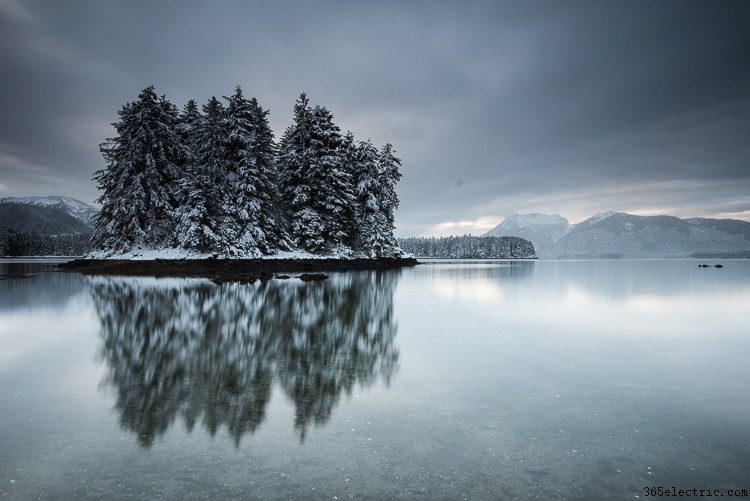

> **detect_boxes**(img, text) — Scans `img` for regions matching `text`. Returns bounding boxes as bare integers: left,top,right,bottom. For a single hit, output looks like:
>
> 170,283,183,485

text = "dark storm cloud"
1,0,749,235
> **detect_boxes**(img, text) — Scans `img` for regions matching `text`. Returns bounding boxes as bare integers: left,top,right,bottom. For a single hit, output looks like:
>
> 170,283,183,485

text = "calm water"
1,259,749,500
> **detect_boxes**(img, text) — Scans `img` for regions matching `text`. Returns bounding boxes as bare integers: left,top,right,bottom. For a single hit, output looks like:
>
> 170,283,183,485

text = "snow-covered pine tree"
278,93,326,251
176,99,201,158
352,138,384,255
92,86,183,253
174,96,229,253
376,143,403,256
248,96,292,251
224,86,290,256
339,131,361,246
308,104,356,251
351,141,402,257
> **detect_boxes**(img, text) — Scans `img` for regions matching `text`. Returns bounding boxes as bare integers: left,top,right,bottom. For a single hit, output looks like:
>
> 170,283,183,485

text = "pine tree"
278,93,325,251
278,95,357,253
352,138,383,255
309,104,356,250
350,141,402,257
377,143,402,256
339,132,361,246
249,96,292,251
176,99,201,156
224,86,289,256
175,96,229,253
92,86,183,253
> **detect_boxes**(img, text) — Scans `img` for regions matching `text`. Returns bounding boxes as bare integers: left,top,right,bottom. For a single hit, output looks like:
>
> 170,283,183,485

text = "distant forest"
0,201,92,256
93,86,402,257
398,235,535,259
0,226,91,256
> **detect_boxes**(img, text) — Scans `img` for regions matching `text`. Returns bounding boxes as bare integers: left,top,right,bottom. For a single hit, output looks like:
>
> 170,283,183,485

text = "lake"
1,259,749,499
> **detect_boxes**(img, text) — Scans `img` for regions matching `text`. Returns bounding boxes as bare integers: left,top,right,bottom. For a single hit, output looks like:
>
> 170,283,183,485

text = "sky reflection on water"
1,259,748,499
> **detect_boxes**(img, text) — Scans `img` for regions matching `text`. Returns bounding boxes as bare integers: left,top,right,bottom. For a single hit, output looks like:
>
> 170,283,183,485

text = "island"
59,256,419,283
63,86,415,279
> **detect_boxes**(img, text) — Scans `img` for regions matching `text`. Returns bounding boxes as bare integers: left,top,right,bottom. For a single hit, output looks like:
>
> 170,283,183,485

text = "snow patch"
504,212,569,228
588,211,618,224
86,245,386,260
86,247,212,260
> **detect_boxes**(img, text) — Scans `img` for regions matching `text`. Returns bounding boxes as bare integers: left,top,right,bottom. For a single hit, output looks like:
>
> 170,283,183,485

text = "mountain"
0,196,97,234
483,212,750,258
0,196,98,227
483,213,571,257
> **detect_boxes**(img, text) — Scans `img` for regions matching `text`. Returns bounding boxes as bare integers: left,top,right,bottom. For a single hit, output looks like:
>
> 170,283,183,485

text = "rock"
298,273,329,282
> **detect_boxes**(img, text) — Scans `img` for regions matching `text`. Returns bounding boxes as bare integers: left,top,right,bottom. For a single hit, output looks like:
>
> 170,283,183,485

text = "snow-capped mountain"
555,212,750,258
0,196,98,227
484,212,750,258
483,213,571,257
0,196,98,234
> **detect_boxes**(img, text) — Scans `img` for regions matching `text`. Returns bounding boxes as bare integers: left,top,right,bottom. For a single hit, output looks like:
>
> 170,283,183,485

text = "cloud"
0,142,98,202
429,217,503,237
1,1,749,235
0,0,36,26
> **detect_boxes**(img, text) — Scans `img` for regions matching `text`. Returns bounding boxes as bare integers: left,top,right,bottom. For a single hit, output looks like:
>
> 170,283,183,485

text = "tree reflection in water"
89,271,400,447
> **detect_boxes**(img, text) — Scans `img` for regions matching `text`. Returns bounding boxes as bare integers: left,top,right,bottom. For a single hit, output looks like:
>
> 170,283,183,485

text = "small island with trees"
63,85,417,279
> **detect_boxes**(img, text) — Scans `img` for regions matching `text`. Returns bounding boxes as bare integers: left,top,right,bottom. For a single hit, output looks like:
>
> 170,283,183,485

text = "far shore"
57,257,420,283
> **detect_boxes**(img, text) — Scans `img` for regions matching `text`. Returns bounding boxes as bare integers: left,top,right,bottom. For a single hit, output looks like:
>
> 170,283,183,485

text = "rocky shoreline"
58,257,420,284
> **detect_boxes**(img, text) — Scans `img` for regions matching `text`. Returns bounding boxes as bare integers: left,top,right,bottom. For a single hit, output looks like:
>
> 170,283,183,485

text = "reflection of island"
89,271,400,447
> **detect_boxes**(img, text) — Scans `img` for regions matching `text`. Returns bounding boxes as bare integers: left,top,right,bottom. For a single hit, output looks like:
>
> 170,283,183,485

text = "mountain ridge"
483,212,750,258
0,196,96,256
0,196,98,229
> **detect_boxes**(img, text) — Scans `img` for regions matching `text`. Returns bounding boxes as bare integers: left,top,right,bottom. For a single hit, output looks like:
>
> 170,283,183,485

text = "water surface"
1,259,748,499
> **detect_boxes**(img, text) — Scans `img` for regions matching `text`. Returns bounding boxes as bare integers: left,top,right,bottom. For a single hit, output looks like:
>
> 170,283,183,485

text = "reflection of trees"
90,272,399,447
421,260,535,282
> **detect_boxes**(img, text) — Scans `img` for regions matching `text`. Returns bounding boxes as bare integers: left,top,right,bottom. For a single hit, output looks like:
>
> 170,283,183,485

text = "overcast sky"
1,0,749,236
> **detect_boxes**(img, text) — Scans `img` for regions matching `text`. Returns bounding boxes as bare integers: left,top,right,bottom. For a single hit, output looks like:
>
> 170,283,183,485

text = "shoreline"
57,257,420,283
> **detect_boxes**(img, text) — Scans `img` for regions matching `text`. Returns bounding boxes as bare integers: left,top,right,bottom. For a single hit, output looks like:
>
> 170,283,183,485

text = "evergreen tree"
339,131,362,246
92,86,183,253
249,96,292,250
350,141,402,257
278,95,357,252
309,104,356,250
175,96,229,253
376,143,403,256
0,226,8,255
176,99,201,156
224,86,290,256
352,138,384,255
278,93,325,251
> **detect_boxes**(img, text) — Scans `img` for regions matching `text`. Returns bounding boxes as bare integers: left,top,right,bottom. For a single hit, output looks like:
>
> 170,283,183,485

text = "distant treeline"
398,235,535,259
0,226,91,256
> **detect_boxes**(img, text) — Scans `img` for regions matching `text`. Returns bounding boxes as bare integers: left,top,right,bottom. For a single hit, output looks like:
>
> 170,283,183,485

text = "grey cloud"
1,0,749,234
